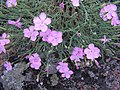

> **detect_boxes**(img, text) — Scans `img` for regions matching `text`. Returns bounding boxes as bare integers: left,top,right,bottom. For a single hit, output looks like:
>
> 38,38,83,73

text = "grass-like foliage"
0,0,120,68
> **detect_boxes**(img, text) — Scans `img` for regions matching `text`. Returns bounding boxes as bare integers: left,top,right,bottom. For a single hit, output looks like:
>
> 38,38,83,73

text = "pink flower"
84,43,101,61
4,62,12,71
100,35,111,44
33,12,51,32
61,70,73,79
56,62,73,79
70,47,84,62
24,26,39,41
99,4,118,21
56,62,69,73
77,33,81,37
28,53,41,70
0,33,10,46
48,31,63,46
40,29,52,42
59,2,65,9
6,0,17,7
8,18,22,28
0,45,6,54
71,0,79,7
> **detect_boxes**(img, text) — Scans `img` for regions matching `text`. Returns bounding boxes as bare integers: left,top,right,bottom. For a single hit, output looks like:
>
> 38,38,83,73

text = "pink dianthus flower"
56,62,69,73
99,4,118,21
24,26,39,41
0,33,10,46
40,29,52,42
47,30,63,46
28,53,41,70
70,47,84,62
33,12,51,32
59,2,65,9
56,62,73,79
84,43,101,61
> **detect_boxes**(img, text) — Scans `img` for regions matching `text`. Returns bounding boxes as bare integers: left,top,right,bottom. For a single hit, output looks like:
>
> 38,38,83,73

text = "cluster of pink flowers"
56,62,73,79
4,61,12,71
28,53,41,70
40,29,63,46
4,0,114,79
99,4,120,26
70,44,101,61
0,33,10,54
6,0,17,8
23,12,63,46
70,43,101,68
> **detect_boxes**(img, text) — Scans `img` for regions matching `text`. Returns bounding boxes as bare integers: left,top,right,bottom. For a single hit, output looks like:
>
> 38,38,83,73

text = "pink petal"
51,31,57,36
66,74,70,78
2,33,7,38
29,26,34,31
61,73,66,78
24,29,30,38
33,17,41,24
57,38,62,43
51,40,58,46
70,55,75,60
112,12,118,18
30,36,37,41
56,66,60,70
57,32,62,37
3,40,10,45
8,20,16,25
34,31,39,36
40,25,48,32
106,13,112,19
84,48,90,54
30,64,35,68
87,54,94,60
34,65,40,70
39,12,46,21
0,45,6,53
44,18,51,25
15,22,22,28
88,43,94,49
16,18,21,23
34,24,48,32
69,70,73,74
109,4,117,11
40,32,45,37
48,36,54,42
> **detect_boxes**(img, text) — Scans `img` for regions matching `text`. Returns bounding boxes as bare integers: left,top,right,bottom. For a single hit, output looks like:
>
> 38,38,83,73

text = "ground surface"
0,58,119,90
